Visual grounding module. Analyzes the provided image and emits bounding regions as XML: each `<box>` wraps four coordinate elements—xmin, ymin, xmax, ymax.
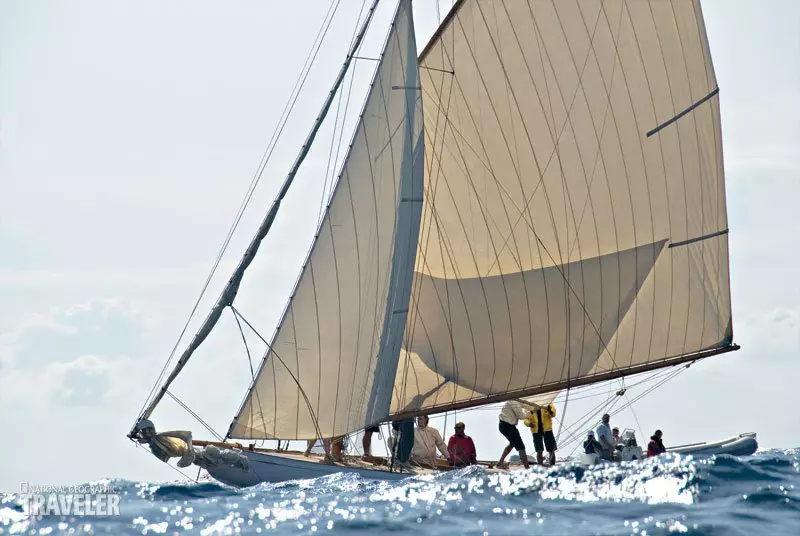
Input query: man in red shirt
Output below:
<box><xmin>447</xmin><ymin>422</ymin><xmax>477</xmax><ymax>467</ymax></box>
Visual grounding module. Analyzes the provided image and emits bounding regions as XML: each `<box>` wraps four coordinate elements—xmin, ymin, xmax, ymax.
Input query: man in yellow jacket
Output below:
<box><xmin>523</xmin><ymin>403</ymin><xmax>557</xmax><ymax>465</ymax></box>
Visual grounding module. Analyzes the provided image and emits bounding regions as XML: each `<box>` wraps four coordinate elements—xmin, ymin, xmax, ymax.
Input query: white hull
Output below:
<box><xmin>668</xmin><ymin>432</ymin><xmax>758</xmax><ymax>457</ymax></box>
<box><xmin>205</xmin><ymin>450</ymin><xmax>413</xmax><ymax>487</ymax></box>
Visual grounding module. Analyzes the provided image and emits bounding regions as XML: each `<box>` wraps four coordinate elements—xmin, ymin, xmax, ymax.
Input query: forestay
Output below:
<box><xmin>391</xmin><ymin>0</ymin><xmax>732</xmax><ymax>414</ymax></box>
<box><xmin>229</xmin><ymin>0</ymin><xmax>423</xmax><ymax>440</ymax></box>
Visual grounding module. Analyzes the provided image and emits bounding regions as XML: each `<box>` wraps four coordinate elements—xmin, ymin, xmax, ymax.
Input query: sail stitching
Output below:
<box><xmin>482</xmin><ymin>0</ymin><xmax>538</xmax><ymax>396</ymax></box>
<box><xmin>410</xmin><ymin>63</ymin><xmax>507</xmax><ymax>404</ymax></box>
<box><xmin>230</xmin><ymin>306</ymin><xmax>326</xmax><ymax>442</ymax></box>
<box><xmin>400</xmin><ymin>40</ymin><xmax>460</xmax><ymax>412</ymax></box>
<box><xmin>665</xmin><ymin>0</ymin><xmax>712</xmax><ymax>351</ymax></box>
<box><xmin>449</xmin><ymin>7</ymin><xmax>534</xmax><ymax>396</ymax></box>
<box><xmin>691</xmin><ymin>0</ymin><xmax>726</xmax><ymax>341</ymax></box>
<box><xmin>404</xmin><ymin>1</ymin><xmax>636</xmax><ymax>410</ymax></box>
<box><xmin>232</xmin><ymin>308</ymin><xmax>269</xmax><ymax>443</ymax></box>
<box><xmin>629</xmin><ymin>0</ymin><xmax>691</xmax><ymax>360</ymax></box>
<box><xmin>362</xmin><ymin>7</ymin><xmax>410</xmax><ymax>425</ymax></box>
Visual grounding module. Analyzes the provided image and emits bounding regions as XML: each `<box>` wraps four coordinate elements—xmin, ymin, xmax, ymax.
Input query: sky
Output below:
<box><xmin>0</xmin><ymin>0</ymin><xmax>798</xmax><ymax>490</ymax></box>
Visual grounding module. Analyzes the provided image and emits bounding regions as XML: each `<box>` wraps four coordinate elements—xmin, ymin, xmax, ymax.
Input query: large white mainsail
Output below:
<box><xmin>390</xmin><ymin>0</ymin><xmax>733</xmax><ymax>416</ymax></box>
<box><xmin>229</xmin><ymin>0</ymin><xmax>423</xmax><ymax>440</ymax></box>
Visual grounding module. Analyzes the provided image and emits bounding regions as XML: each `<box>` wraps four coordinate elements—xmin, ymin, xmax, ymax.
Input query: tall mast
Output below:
<box><xmin>131</xmin><ymin>0</ymin><xmax>383</xmax><ymax>435</ymax></box>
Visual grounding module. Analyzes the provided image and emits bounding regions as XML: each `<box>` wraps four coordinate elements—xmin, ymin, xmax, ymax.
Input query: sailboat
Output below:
<box><xmin>129</xmin><ymin>0</ymin><xmax>753</xmax><ymax>487</ymax></box>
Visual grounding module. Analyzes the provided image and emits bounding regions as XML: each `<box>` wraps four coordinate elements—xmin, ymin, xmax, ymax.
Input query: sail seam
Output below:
<box><xmin>403</xmin><ymin>48</ymin><xmax>461</xmax><ymax>412</ymax></box>
<box><xmin>228</xmin><ymin>306</ymin><xmax>325</xmax><ymax>442</ymax></box>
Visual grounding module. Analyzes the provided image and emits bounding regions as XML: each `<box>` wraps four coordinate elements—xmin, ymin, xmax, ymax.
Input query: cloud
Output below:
<box><xmin>736</xmin><ymin>307</ymin><xmax>800</xmax><ymax>358</ymax></box>
<box><xmin>3</xmin><ymin>298</ymin><xmax>144</xmax><ymax>369</ymax></box>
<box><xmin>46</xmin><ymin>354</ymin><xmax>111</xmax><ymax>406</ymax></box>
<box><xmin>0</xmin><ymin>299</ymin><xmax>151</xmax><ymax>411</ymax></box>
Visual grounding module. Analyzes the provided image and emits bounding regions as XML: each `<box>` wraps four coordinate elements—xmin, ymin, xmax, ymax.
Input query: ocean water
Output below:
<box><xmin>2</xmin><ymin>450</ymin><xmax>798</xmax><ymax>535</ymax></box>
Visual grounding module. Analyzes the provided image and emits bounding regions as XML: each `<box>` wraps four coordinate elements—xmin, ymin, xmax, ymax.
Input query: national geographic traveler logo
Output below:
<box><xmin>20</xmin><ymin>482</ymin><xmax>122</xmax><ymax>517</ymax></box>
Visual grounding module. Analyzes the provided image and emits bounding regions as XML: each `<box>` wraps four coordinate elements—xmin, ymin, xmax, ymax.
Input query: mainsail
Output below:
<box><xmin>140</xmin><ymin>0</ymin><xmax>737</xmax><ymax>444</ymax></box>
<box><xmin>228</xmin><ymin>0</ymin><xmax>423</xmax><ymax>440</ymax></box>
<box><xmin>389</xmin><ymin>0</ymin><xmax>733</xmax><ymax>416</ymax></box>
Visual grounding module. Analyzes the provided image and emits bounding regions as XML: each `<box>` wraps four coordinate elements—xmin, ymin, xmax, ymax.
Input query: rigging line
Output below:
<box><xmin>535</xmin><ymin>0</ymin><xmax>618</xmax><ymax>383</ymax></box>
<box><xmin>136</xmin><ymin>0</ymin><xmax>383</xmax><ymax>433</ymax></box>
<box><xmin>556</xmin><ymin>392</ymin><xmax>620</xmax><ymax>456</ymax></box>
<box><xmin>489</xmin><ymin>1</ymin><xmax>540</xmax><ymax>393</ymax></box>
<box><xmin>468</xmin><ymin>0</ymin><xmax>612</xmax><ymax>276</ymax></box>
<box><xmin>135</xmin><ymin>443</ymin><xmax>193</xmax><ymax>482</ymax></box>
<box><xmin>232</xmin><ymin>308</ymin><xmax>269</xmax><ymax>442</ymax></box>
<box><xmin>318</xmin><ymin>0</ymin><xmax>370</xmax><ymax>228</ymax></box>
<box><xmin>417</xmin><ymin>104</ymin><xmax>551</xmax><ymax>403</ymax></box>
<box><xmin>329</xmin><ymin>0</ymin><xmax>367</xmax><ymax>430</ymax></box>
<box><xmin>228</xmin><ymin>306</ymin><xmax>326</xmax><ymax>444</ymax></box>
<box><xmin>623</xmin><ymin>389</ymin><xmax>645</xmax><ymax>444</ymax></box>
<box><xmin>317</xmin><ymin>68</ymin><xmax>349</xmax><ymax>226</ymax></box>
<box><xmin>612</xmin><ymin>363</ymin><xmax>689</xmax><ymax>417</ymax></box>
<box><xmin>419</xmin><ymin>23</ymin><xmax>522</xmax><ymax>400</ymax></box>
<box><xmin>164</xmin><ymin>390</ymin><xmax>224</xmax><ymax>442</ymax></box>
<box><xmin>693</xmin><ymin>0</ymin><xmax>725</xmax><ymax>338</ymax></box>
<box><xmin>416</xmin><ymin>89</ymin><xmax>626</xmax><ymax>380</ymax></box>
<box><xmin>486</xmin><ymin>0</ymin><xmax>610</xmax><ymax>276</ymax></box>
<box><xmin>561</xmin><ymin>390</ymin><xmax>618</xmax><ymax>441</ymax></box>
<box><xmin>414</xmin><ymin>81</ymin><xmax>514</xmax><ymax>399</ymax></box>
<box><xmin>660</xmin><ymin>2</ymin><xmax>710</xmax><ymax>360</ymax></box>
<box><xmin>556</xmin><ymin>388</ymin><xmax>570</xmax><ymax>444</ymax></box>
<box><xmin>568</xmin><ymin>0</ymin><xmax>640</xmax><ymax>374</ymax></box>
<box><xmin>136</xmin><ymin>0</ymin><xmax>346</xmax><ymax>422</ymax></box>
<box><xmin>402</xmin><ymin>80</ymin><xmax>477</xmax><ymax>406</ymax></box>
<box><xmin>565</xmin><ymin>395</ymin><xmax>624</xmax><ymax>458</ymax></box>
<box><xmin>585</xmin><ymin>2</ymin><xmax>678</xmax><ymax>367</ymax></box>
<box><xmin>616</xmin><ymin>1</ymin><xmax>691</xmax><ymax>361</ymax></box>
<box><xmin>359</xmin><ymin>16</ymin><xmax>412</xmax><ymax>425</ymax></box>
<box><xmin>554</xmin><ymin>375</ymin><xmax>645</xmax><ymax>444</ymax></box>
<box><xmin>478</xmin><ymin>0</ymin><xmax>536</xmax><ymax>397</ymax></box>
<box><xmin>404</xmin><ymin>92</ymin><xmax>479</xmax><ymax>409</ymax></box>
<box><xmin>599</xmin><ymin>0</ymin><xmax>662</xmax><ymax>378</ymax></box>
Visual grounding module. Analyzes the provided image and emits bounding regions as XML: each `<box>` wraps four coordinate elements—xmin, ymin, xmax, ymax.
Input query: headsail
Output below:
<box><xmin>228</xmin><ymin>0</ymin><xmax>423</xmax><ymax>440</ymax></box>
<box><xmin>391</xmin><ymin>0</ymin><xmax>733</xmax><ymax>416</ymax></box>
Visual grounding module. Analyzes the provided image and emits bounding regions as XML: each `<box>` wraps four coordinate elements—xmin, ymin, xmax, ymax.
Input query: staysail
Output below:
<box><xmin>228</xmin><ymin>0</ymin><xmax>423</xmax><ymax>440</ymax></box>
<box><xmin>390</xmin><ymin>0</ymin><xmax>733</xmax><ymax>416</ymax></box>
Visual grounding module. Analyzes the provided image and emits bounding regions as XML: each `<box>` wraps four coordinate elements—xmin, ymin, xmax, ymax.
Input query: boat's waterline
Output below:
<box><xmin>204</xmin><ymin>432</ymin><xmax>757</xmax><ymax>488</ymax></box>
<box><xmin>668</xmin><ymin>432</ymin><xmax>758</xmax><ymax>457</ymax></box>
<box><xmin>207</xmin><ymin>451</ymin><xmax>418</xmax><ymax>487</ymax></box>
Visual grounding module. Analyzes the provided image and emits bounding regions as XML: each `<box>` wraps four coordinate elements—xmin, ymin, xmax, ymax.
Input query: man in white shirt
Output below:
<box><xmin>595</xmin><ymin>413</ymin><xmax>614</xmax><ymax>460</ymax></box>
<box><xmin>410</xmin><ymin>415</ymin><xmax>448</xmax><ymax>468</ymax></box>
<box><xmin>497</xmin><ymin>400</ymin><xmax>531</xmax><ymax>469</ymax></box>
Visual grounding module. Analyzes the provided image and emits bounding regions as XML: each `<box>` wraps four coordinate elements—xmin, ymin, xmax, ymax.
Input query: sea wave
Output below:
<box><xmin>1</xmin><ymin>449</ymin><xmax>798</xmax><ymax>535</ymax></box>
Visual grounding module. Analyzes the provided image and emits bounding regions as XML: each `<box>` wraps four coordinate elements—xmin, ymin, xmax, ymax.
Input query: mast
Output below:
<box><xmin>131</xmin><ymin>0</ymin><xmax>383</xmax><ymax>435</ymax></box>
